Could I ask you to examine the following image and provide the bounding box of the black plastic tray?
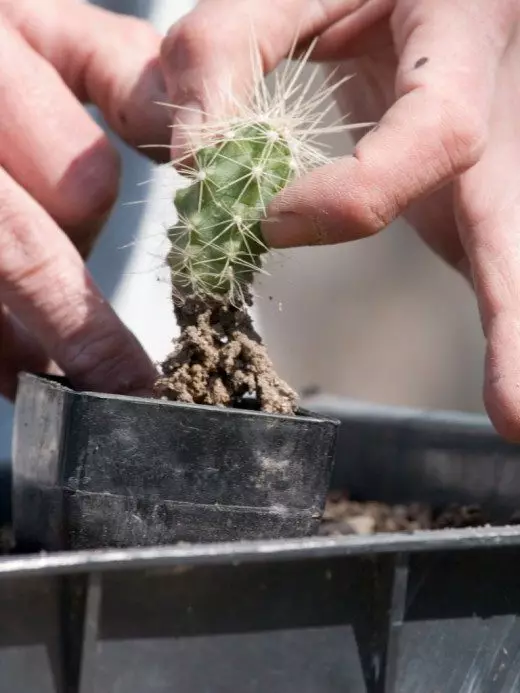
[2,395,520,693]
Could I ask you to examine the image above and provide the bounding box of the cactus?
[167,121,294,304]
[154,42,369,414]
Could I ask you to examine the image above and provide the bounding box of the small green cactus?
[167,121,295,304]
[155,43,370,413]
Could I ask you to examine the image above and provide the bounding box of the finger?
[160,0,376,157]
[0,16,120,256]
[262,0,504,248]
[0,307,52,400]
[455,77,520,441]
[0,167,156,397]
[301,3,394,62]
[3,0,170,159]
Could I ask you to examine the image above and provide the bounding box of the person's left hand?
[0,0,172,399]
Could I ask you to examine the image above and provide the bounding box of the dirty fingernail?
[261,213,315,249]
[171,100,203,160]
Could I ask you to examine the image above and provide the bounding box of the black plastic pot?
[12,373,338,552]
[4,396,520,693]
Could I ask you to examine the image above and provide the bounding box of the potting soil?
[154,294,297,415]
[318,489,520,536]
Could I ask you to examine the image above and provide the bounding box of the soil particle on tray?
[154,293,297,415]
[319,490,492,536]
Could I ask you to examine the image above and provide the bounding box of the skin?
[161,0,520,441]
[0,0,170,400]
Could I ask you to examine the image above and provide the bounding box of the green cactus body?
[168,121,295,302]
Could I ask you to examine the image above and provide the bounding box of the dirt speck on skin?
[154,293,297,415]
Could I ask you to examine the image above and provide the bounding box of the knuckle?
[0,203,29,248]
[0,205,55,288]
[1,253,55,289]
[351,195,395,236]
[82,15,160,133]
[62,325,143,394]
[58,138,121,227]
[63,330,120,380]
[347,158,399,235]
[162,13,213,70]
[118,15,159,52]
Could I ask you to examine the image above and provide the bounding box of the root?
[154,292,297,415]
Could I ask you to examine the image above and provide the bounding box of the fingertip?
[484,379,520,444]
[261,213,319,249]
[262,171,341,248]
[66,341,157,399]
[483,319,520,443]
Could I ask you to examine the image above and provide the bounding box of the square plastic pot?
[11,373,338,551]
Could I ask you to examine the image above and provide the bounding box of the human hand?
[0,0,173,400]
[161,0,520,440]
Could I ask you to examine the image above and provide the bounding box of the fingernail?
[261,213,316,249]
[171,100,203,160]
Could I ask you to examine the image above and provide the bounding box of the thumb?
[262,0,503,248]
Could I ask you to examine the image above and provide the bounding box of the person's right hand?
[161,0,520,441]
[0,0,171,400]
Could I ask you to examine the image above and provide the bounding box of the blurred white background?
[0,0,488,464]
